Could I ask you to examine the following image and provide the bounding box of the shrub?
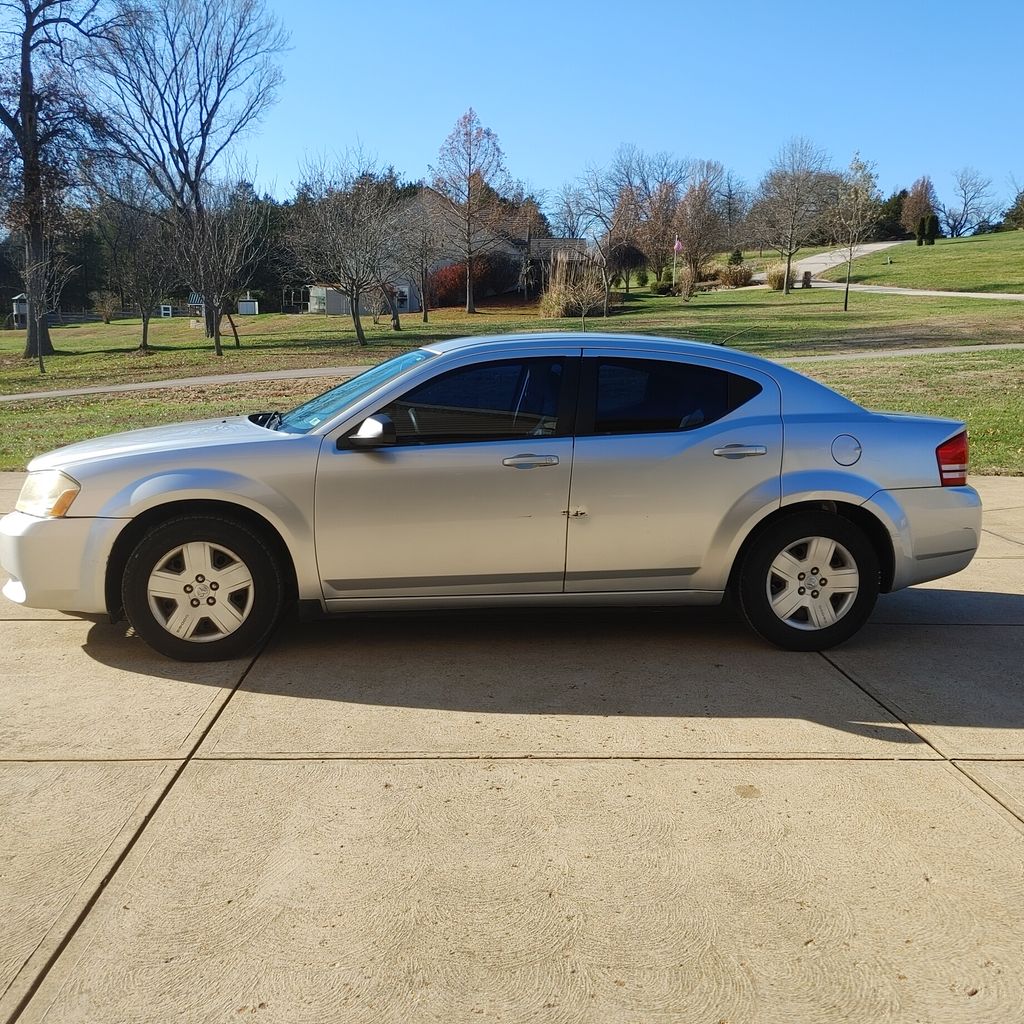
[426,263,466,307]
[649,279,674,295]
[90,290,120,324]
[719,263,754,288]
[427,254,523,307]
[765,263,795,291]
[925,213,939,245]
[635,269,649,287]
[727,248,744,266]
[676,266,697,301]
[915,216,926,246]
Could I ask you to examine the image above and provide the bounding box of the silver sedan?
[1,333,981,660]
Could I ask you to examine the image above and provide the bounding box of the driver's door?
[314,355,577,605]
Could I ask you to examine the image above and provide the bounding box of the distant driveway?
[794,241,906,276]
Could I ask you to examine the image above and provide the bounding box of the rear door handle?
[502,454,560,468]
[713,444,768,458]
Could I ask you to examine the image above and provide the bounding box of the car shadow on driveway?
[78,590,1024,749]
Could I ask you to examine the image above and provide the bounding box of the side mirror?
[342,413,396,450]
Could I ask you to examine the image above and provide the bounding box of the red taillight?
[936,430,969,486]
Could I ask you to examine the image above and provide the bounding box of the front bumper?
[0,511,127,614]
[864,485,983,591]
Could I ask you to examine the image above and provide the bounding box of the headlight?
[15,470,81,518]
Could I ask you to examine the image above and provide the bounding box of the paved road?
[754,241,1024,301]
[812,279,1024,301]
[2,473,1024,1022]
[5,342,1024,405]
[751,241,905,283]
[793,240,907,276]
[0,364,368,404]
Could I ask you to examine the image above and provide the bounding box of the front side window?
[380,358,565,445]
[278,349,435,434]
[588,358,761,435]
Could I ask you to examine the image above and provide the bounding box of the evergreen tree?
[1002,190,1024,231]
[875,189,908,240]
[925,213,939,245]
[915,216,926,246]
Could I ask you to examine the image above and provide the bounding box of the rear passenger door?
[564,351,782,593]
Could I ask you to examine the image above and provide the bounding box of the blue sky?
[248,0,1023,211]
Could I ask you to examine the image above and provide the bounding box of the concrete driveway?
[1,472,1023,1023]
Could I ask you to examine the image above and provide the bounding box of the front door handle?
[713,444,768,458]
[502,454,560,468]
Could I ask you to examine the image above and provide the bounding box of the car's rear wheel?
[736,512,879,651]
[122,515,285,661]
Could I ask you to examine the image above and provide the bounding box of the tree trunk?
[204,302,217,339]
[420,269,429,323]
[843,257,852,312]
[212,307,223,356]
[783,252,793,296]
[381,287,401,331]
[602,275,610,318]
[140,314,150,352]
[465,256,475,314]
[226,312,241,347]
[624,272,630,296]
[350,288,366,345]
[22,231,54,359]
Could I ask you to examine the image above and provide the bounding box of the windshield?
[277,349,436,434]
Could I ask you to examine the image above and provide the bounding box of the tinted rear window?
[591,358,762,434]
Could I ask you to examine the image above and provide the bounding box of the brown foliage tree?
[900,176,938,236]
[430,109,509,314]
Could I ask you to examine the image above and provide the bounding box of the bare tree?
[289,161,403,345]
[182,177,268,355]
[829,153,881,312]
[940,168,994,238]
[92,0,286,341]
[900,175,937,236]
[674,163,727,295]
[718,170,750,251]
[611,146,689,281]
[552,183,588,239]
[430,108,508,314]
[396,188,445,324]
[96,174,178,350]
[564,165,640,317]
[749,137,831,295]
[0,0,118,362]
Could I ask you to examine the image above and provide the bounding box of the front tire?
[736,512,879,651]
[122,514,285,661]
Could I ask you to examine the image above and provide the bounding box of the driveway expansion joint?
[1,644,266,1024]
[819,651,1024,830]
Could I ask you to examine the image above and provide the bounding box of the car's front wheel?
[122,514,285,661]
[736,511,880,651]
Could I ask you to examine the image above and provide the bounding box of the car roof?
[421,332,863,414]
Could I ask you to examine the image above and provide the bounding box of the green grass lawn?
[1,348,1021,474]
[821,231,1024,292]
[806,348,1024,475]
[2,285,1023,396]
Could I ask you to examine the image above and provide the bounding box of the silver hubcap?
[146,541,254,643]
[767,535,859,631]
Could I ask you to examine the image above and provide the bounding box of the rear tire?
[736,511,879,652]
[122,514,285,661]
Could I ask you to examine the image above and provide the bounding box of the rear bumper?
[0,511,127,614]
[863,485,982,591]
